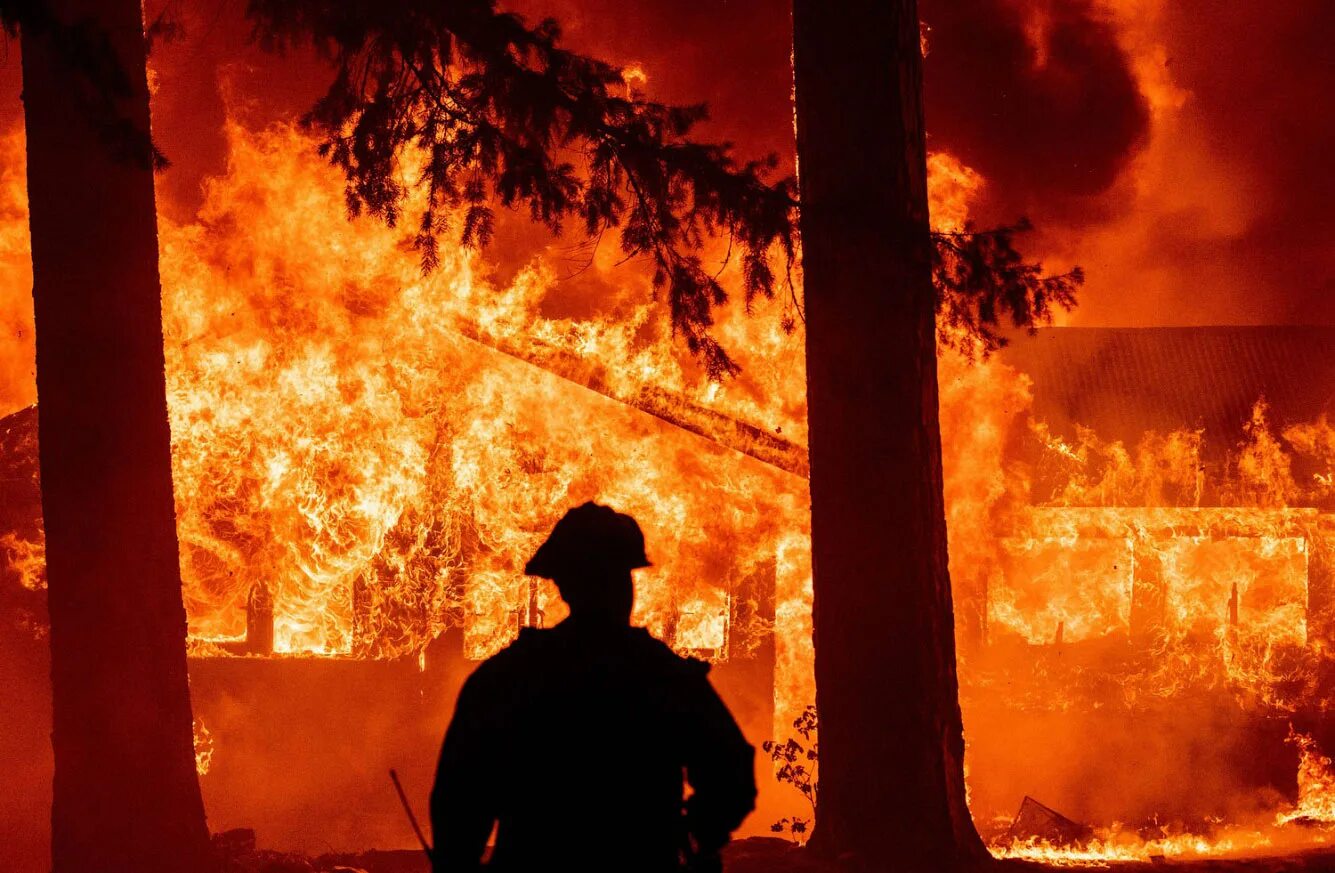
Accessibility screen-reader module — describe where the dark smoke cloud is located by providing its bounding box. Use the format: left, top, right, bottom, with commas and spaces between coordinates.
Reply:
920, 0, 1149, 213
1028, 0, 1335, 326
1, 0, 1328, 325
1149, 0, 1334, 325
507, 0, 795, 169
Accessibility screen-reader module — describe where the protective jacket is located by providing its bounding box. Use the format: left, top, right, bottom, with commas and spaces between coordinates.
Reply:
430, 619, 756, 872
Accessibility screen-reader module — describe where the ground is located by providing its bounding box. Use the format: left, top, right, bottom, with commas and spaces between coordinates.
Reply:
214, 836, 1335, 873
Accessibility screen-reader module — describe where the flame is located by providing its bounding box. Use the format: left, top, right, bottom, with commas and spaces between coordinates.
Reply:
150, 120, 812, 661
0, 531, 45, 592
621, 64, 649, 99
926, 152, 984, 233
0, 118, 990, 672
1277, 729, 1335, 826
193, 717, 214, 776
992, 828, 1279, 867
1284, 415, 1335, 504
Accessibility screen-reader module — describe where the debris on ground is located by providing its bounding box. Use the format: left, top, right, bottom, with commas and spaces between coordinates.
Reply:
1005, 796, 1095, 847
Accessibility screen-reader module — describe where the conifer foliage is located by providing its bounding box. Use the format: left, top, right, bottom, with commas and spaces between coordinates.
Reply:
248, 0, 800, 378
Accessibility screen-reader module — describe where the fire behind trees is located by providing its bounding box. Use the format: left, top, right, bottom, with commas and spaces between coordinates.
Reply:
2, 0, 1079, 870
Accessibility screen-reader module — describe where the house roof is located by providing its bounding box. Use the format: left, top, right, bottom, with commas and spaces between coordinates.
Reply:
1000, 326, 1335, 452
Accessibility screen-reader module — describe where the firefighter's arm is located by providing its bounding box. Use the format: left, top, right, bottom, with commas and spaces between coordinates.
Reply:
430, 673, 498, 873
682, 668, 758, 854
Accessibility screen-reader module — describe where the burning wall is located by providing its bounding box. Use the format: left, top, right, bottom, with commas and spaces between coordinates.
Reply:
981, 327, 1335, 703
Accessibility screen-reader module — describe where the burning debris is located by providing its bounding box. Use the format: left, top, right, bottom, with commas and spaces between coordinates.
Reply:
1005, 796, 1094, 849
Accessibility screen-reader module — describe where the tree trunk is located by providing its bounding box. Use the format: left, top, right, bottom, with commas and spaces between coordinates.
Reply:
20, 2, 212, 870
792, 1, 985, 870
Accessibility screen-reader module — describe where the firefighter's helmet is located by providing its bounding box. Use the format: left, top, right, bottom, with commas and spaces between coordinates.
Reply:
524, 502, 652, 579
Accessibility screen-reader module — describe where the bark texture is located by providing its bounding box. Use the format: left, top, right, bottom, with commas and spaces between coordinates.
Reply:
791, 1, 986, 869
20, 1, 212, 870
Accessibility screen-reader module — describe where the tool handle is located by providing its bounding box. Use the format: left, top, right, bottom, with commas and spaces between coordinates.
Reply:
389, 768, 434, 861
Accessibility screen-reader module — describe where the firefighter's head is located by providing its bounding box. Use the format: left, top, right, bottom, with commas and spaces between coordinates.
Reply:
525, 502, 651, 623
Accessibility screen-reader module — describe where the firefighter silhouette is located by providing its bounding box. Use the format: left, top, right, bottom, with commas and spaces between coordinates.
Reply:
431, 502, 756, 872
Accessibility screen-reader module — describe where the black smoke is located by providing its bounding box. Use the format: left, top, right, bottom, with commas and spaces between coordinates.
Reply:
921, 0, 1149, 214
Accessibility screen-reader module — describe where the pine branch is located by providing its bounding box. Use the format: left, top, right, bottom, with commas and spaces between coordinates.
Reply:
932, 219, 1083, 358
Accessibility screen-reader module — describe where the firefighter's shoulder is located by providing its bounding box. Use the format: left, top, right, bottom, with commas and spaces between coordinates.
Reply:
490, 625, 557, 662
622, 626, 712, 680
461, 627, 555, 688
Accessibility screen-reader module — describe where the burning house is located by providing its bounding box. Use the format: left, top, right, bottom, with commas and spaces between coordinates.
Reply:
963, 325, 1335, 858
983, 325, 1335, 661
